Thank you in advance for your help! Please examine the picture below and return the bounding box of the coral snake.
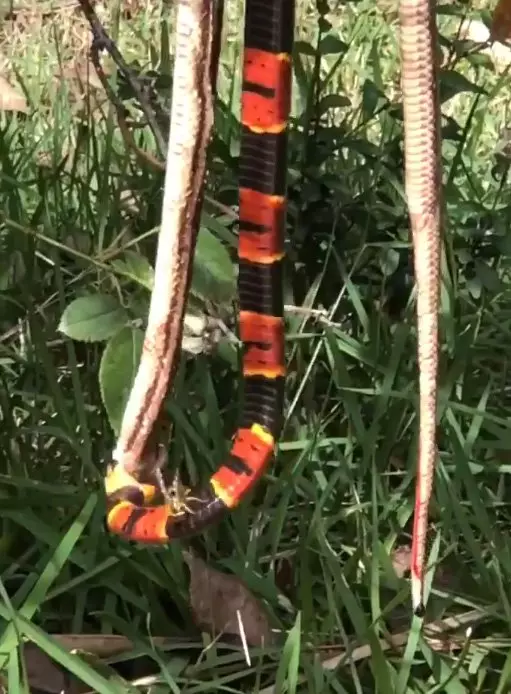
[104,0,292,545]
[100,0,511,614]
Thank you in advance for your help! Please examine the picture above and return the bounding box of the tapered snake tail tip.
[414,603,426,618]
[411,573,424,616]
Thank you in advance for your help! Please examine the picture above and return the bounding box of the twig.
[77,0,168,156]
[78,0,237,225]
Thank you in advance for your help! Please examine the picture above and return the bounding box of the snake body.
[105,0,293,542]
[399,0,441,614]
[111,0,215,477]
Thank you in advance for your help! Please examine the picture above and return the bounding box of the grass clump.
[1,0,511,692]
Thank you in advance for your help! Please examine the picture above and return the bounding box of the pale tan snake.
[399,0,441,614]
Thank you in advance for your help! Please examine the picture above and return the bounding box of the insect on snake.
[103,0,443,614]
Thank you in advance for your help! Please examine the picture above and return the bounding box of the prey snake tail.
[104,0,292,542]
[399,0,441,614]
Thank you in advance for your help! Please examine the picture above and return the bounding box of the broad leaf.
[317,93,351,117]
[111,251,155,291]
[362,79,387,119]
[191,226,236,304]
[475,259,502,293]
[58,295,129,343]
[294,40,316,57]
[318,34,348,56]
[99,326,144,436]
[439,70,486,105]
[379,247,400,277]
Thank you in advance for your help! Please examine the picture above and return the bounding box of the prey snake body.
[399,0,441,614]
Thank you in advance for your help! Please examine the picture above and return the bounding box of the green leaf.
[318,34,348,56]
[317,0,331,18]
[466,275,482,300]
[362,79,387,118]
[475,259,502,292]
[191,226,236,304]
[58,295,129,342]
[466,52,495,72]
[496,647,511,694]
[343,137,381,158]
[379,247,400,277]
[294,40,316,56]
[99,326,144,435]
[111,250,155,291]
[317,93,351,116]
[318,16,332,33]
[439,69,486,104]
[273,612,302,694]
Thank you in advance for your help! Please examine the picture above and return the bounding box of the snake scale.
[103,0,442,614]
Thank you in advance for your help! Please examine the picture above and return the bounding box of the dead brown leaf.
[17,643,87,694]
[185,551,275,648]
[389,543,457,590]
[0,74,28,112]
[390,544,412,579]
[9,635,176,694]
[54,54,111,118]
